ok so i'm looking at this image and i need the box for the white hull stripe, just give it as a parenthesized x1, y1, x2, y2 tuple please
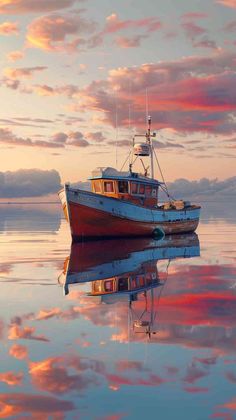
(61, 188, 200, 223)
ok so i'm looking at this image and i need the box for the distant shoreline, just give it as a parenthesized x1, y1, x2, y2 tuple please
(0, 201, 60, 205)
(0, 199, 236, 205)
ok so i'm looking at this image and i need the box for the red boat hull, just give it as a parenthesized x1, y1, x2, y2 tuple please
(68, 201, 199, 242)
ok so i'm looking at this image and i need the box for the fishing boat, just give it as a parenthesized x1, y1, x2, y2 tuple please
(59, 117, 201, 242)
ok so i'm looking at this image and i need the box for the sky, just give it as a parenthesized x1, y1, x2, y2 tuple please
(0, 0, 236, 194)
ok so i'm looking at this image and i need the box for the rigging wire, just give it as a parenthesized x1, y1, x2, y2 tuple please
(153, 147, 172, 200)
(120, 150, 131, 171)
(115, 91, 118, 169)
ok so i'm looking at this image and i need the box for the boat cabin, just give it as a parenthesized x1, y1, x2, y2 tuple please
(90, 167, 160, 207)
(89, 263, 159, 300)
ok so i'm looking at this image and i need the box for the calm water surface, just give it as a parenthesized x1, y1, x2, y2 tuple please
(0, 202, 236, 420)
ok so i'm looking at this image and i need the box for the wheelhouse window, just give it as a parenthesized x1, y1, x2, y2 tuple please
(131, 278, 138, 289)
(145, 185, 152, 196)
(104, 181, 114, 193)
(117, 277, 129, 291)
(93, 180, 102, 193)
(152, 188, 157, 197)
(118, 181, 128, 194)
(131, 182, 138, 194)
(93, 281, 103, 293)
(104, 280, 115, 292)
(139, 184, 145, 195)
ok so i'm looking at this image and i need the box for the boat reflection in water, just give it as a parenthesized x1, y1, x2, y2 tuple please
(59, 234, 200, 337)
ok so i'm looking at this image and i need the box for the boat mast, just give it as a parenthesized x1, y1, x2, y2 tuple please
(147, 116, 154, 179)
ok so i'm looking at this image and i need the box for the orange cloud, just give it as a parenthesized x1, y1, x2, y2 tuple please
(0, 0, 77, 14)
(4, 66, 47, 79)
(9, 344, 28, 360)
(36, 308, 62, 320)
(220, 396, 236, 410)
(29, 355, 102, 394)
(0, 22, 19, 35)
(8, 325, 49, 342)
(7, 50, 24, 62)
(26, 12, 96, 51)
(216, 0, 236, 7)
(0, 371, 23, 386)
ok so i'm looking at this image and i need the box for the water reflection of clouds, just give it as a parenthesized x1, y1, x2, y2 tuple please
(0, 393, 75, 418)
(0, 205, 236, 419)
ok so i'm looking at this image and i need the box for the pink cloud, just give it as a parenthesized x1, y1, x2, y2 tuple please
(0, 22, 19, 35)
(0, 127, 90, 149)
(0, 127, 64, 149)
(85, 131, 106, 143)
(34, 83, 80, 97)
(181, 22, 207, 39)
(67, 131, 89, 147)
(183, 364, 208, 384)
(34, 84, 56, 96)
(181, 12, 208, 20)
(104, 14, 162, 34)
(4, 66, 47, 79)
(216, 0, 236, 8)
(0, 392, 74, 418)
(194, 356, 218, 365)
(107, 373, 165, 387)
(114, 35, 147, 48)
(0, 0, 78, 14)
(115, 360, 146, 372)
(26, 12, 96, 51)
(73, 51, 236, 135)
(183, 386, 209, 393)
(193, 38, 219, 50)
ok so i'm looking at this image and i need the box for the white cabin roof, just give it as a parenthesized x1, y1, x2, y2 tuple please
(89, 167, 161, 185)
(91, 167, 130, 178)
